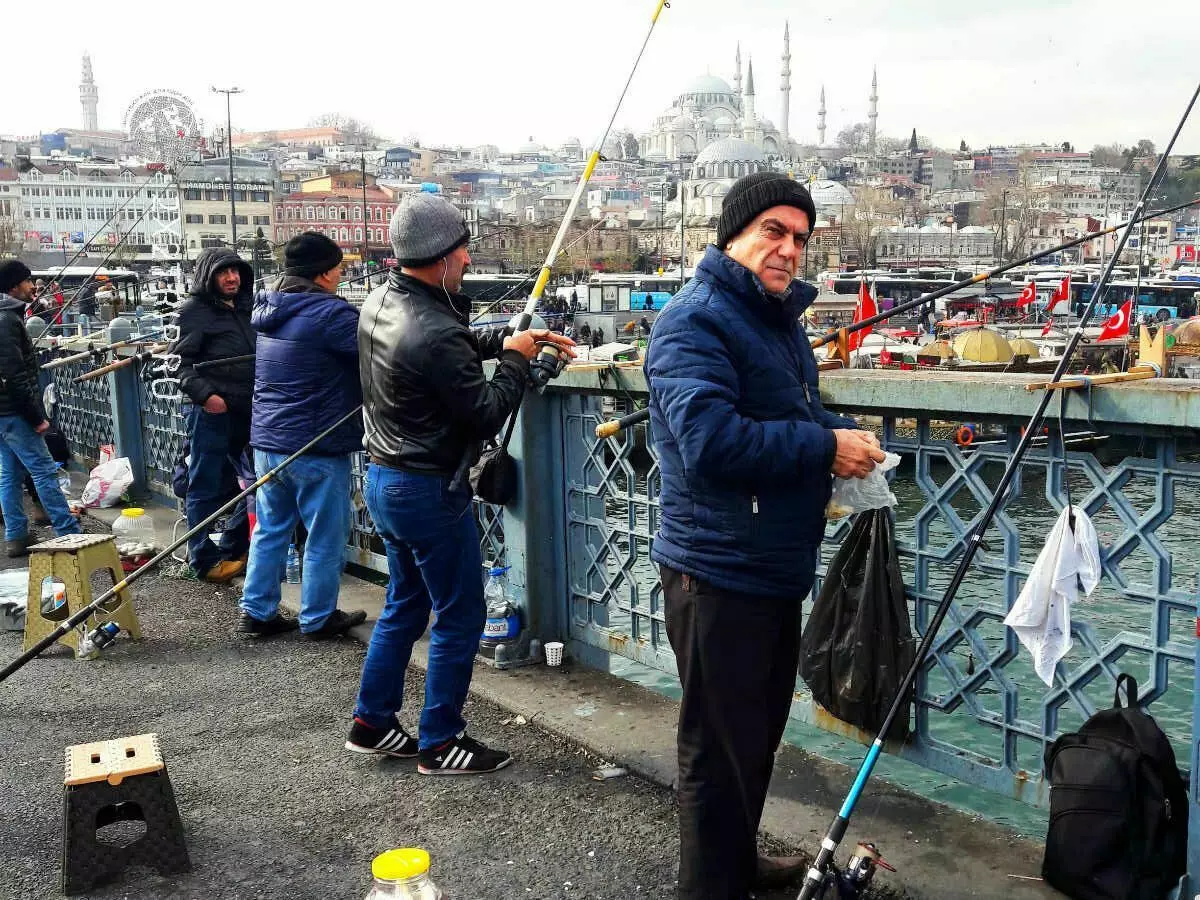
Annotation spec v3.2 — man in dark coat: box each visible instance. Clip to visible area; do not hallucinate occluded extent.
[171,247,256,583]
[0,260,79,555]
[345,193,574,772]
[645,173,884,900]
[237,233,367,640]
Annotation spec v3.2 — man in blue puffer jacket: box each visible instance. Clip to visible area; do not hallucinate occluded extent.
[646,172,885,900]
[237,232,367,640]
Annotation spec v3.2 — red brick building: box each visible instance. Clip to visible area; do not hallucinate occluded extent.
[274,188,398,262]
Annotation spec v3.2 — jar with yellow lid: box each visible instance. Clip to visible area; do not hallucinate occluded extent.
[365,848,442,899]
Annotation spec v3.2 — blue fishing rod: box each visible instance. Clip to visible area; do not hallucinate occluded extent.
[797,79,1200,899]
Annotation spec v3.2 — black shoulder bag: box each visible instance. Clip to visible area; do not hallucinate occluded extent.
[469,407,519,505]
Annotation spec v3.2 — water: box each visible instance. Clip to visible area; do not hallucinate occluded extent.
[577,436,1200,839]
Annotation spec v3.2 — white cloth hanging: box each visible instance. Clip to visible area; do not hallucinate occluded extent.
[1003,506,1101,686]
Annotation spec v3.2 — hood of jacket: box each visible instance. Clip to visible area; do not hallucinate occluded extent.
[0,293,26,314]
[252,275,343,334]
[694,245,818,329]
[191,247,255,306]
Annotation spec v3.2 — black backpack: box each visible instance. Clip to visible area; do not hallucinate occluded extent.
[1042,674,1188,899]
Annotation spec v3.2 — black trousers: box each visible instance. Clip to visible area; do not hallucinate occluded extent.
[662,565,807,900]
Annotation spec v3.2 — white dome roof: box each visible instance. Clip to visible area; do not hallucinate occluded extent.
[683,74,734,96]
[807,179,855,207]
[671,115,693,130]
[714,115,736,128]
[694,137,765,166]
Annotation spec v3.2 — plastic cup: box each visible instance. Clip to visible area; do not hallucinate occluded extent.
[545,641,564,667]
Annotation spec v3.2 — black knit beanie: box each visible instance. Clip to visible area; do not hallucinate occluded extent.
[284,231,344,278]
[716,173,817,249]
[0,260,33,295]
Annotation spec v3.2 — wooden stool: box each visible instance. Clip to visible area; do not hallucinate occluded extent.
[22,534,141,658]
[62,733,190,894]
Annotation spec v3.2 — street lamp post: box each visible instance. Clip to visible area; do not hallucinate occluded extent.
[360,154,369,270]
[211,86,243,249]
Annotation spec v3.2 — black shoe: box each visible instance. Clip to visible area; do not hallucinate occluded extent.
[753,855,807,889]
[345,718,418,758]
[30,505,50,527]
[418,733,512,775]
[6,535,33,558]
[237,611,299,638]
[302,608,367,640]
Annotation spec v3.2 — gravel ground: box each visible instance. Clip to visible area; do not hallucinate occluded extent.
[0,517,837,900]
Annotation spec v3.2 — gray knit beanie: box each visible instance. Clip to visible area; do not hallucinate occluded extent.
[389,193,470,267]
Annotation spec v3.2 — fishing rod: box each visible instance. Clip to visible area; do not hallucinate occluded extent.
[594,196,1200,439]
[41,330,166,370]
[0,406,362,684]
[513,0,669,391]
[73,344,169,382]
[796,79,1200,900]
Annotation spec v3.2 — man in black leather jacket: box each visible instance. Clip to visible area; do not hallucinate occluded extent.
[346,192,574,773]
[0,260,80,555]
[171,247,256,583]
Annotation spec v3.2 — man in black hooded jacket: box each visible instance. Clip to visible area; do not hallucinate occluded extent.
[171,247,256,583]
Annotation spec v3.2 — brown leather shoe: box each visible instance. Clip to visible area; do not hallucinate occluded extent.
[753,855,807,889]
[203,559,246,584]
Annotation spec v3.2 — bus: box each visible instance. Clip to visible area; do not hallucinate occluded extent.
[587,274,682,313]
[1079,281,1200,323]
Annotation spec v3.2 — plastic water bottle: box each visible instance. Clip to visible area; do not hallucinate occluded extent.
[365,848,442,899]
[286,544,301,584]
[479,565,520,656]
[55,464,71,495]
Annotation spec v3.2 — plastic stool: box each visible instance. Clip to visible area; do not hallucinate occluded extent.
[61,733,190,894]
[22,534,141,658]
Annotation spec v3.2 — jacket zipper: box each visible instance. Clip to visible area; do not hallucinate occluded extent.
[752,495,759,514]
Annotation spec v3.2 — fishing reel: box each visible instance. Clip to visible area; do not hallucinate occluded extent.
[508,313,568,394]
[813,842,896,899]
[76,621,121,659]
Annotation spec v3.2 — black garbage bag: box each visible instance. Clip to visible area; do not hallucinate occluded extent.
[799,508,915,740]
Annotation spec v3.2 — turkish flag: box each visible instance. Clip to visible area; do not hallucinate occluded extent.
[1016,281,1038,307]
[1041,318,1054,337]
[1046,276,1071,315]
[1098,298,1133,341]
[880,347,893,366]
[847,280,877,351]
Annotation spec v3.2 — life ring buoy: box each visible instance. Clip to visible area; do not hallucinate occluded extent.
[955,425,975,447]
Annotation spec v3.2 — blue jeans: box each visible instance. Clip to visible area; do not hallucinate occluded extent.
[240,450,351,632]
[0,415,80,540]
[185,406,250,574]
[353,465,484,749]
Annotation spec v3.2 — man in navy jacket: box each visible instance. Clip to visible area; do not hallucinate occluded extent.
[237,232,366,640]
[646,173,884,899]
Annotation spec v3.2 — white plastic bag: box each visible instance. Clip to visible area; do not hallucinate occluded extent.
[81,457,134,508]
[826,451,902,520]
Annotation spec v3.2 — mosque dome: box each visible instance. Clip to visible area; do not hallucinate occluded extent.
[713,115,736,128]
[694,137,765,167]
[670,115,693,130]
[682,74,734,96]
[807,179,855,208]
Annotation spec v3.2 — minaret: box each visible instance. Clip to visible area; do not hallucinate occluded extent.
[742,58,757,141]
[779,21,791,143]
[817,85,827,146]
[733,43,743,110]
[80,54,99,132]
[868,66,879,155]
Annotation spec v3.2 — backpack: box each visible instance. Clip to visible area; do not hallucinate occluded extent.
[1042,674,1188,899]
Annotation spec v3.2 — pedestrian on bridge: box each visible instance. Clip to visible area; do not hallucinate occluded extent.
[645,173,885,900]
[237,232,367,640]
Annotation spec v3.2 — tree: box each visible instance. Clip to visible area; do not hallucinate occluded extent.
[1061,141,1073,153]
[1091,143,1126,168]
[0,217,18,258]
[1134,139,1157,158]
[960,139,970,153]
[835,122,872,154]
[307,113,379,148]
[622,133,640,161]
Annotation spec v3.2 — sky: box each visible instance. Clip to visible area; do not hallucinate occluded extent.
[5,0,1199,155]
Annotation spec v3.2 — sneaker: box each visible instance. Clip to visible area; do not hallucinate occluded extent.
[203,559,246,584]
[345,718,418,758]
[418,733,512,776]
[237,611,299,638]
[6,535,33,558]
[302,608,367,640]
